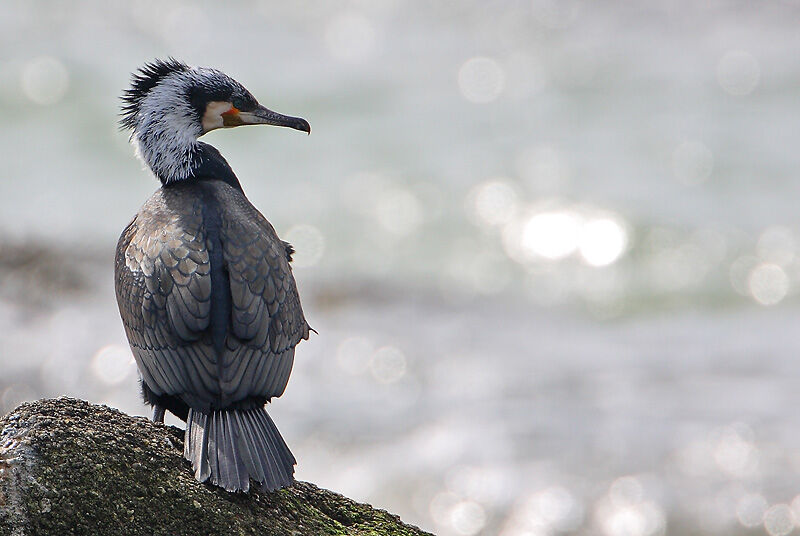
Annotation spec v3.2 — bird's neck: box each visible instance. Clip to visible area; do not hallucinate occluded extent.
[192,142,243,191]
[133,119,201,184]
[133,128,242,191]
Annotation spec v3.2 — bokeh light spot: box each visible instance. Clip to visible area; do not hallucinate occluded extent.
[737,493,768,528]
[596,477,665,536]
[375,189,423,236]
[717,50,760,96]
[712,423,759,478]
[21,56,70,105]
[370,346,407,383]
[599,502,665,536]
[748,263,789,305]
[466,179,518,227]
[579,217,629,267]
[524,486,583,532]
[729,255,760,296]
[521,210,581,260]
[458,57,506,103]
[450,500,486,536]
[91,344,134,386]
[763,504,794,536]
[430,491,460,526]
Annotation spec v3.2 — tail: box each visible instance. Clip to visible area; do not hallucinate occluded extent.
[184,406,296,492]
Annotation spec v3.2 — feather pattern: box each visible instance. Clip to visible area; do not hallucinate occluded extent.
[119,59,251,184]
[120,58,191,130]
[116,180,309,406]
[184,406,295,492]
[116,59,311,493]
[115,179,309,490]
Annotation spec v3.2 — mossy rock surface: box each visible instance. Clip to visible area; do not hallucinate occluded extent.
[0,398,432,536]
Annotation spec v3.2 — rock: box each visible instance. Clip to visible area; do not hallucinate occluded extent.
[0,398,432,536]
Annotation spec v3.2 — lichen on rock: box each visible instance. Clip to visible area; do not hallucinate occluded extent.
[0,397,432,536]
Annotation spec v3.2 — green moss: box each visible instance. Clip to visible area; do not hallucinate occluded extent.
[0,398,433,536]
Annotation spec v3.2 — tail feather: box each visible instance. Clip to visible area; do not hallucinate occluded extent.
[234,411,269,486]
[248,410,279,486]
[259,409,296,469]
[214,411,248,491]
[186,411,210,481]
[184,406,295,492]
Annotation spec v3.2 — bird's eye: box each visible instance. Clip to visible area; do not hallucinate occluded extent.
[231,97,245,110]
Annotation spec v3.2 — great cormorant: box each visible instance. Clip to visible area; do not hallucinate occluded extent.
[114,59,311,492]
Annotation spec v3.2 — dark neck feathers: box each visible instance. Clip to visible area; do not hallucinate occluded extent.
[190,143,243,191]
[157,142,243,192]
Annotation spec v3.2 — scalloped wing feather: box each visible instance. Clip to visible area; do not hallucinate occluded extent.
[115,183,309,410]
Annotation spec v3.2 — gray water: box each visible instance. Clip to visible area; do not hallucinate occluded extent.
[2,2,800,535]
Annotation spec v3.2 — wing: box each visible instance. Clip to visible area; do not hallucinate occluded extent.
[115,191,220,409]
[115,184,310,410]
[217,188,311,402]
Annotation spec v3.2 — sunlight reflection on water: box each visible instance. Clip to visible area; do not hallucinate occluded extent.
[2,1,800,535]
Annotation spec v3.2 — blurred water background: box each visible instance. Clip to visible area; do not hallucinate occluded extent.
[2,1,800,535]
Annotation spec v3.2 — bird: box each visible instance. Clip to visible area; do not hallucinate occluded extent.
[114,59,312,493]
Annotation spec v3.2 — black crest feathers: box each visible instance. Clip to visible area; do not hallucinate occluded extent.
[120,58,190,130]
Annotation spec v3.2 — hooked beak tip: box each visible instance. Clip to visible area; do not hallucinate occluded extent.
[297,119,311,135]
[252,105,310,134]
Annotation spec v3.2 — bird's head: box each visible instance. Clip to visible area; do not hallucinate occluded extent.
[120,59,309,184]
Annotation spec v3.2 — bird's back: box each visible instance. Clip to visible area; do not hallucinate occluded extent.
[115,180,310,413]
